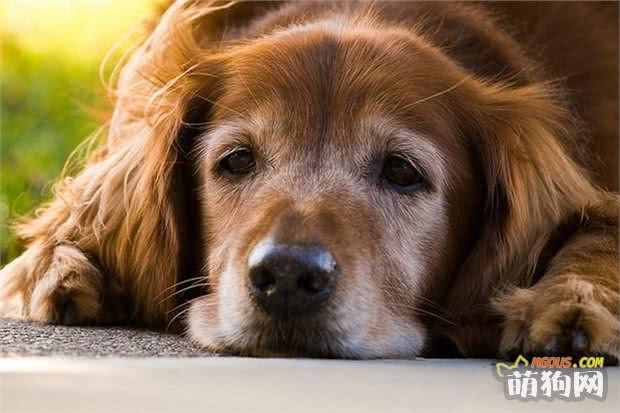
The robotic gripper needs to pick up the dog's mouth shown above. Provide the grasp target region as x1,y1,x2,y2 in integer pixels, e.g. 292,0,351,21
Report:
186,290,427,359
186,293,361,358
215,323,354,359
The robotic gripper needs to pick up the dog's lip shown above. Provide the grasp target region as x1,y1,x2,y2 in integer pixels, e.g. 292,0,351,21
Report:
212,316,351,358
218,338,357,359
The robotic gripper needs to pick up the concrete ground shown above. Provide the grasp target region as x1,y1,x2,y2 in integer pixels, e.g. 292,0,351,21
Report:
0,318,212,357
1,318,618,412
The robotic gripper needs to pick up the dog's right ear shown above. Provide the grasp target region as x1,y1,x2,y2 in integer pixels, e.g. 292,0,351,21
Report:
101,1,281,321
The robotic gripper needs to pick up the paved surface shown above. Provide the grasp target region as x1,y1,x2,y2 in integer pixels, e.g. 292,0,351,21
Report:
0,318,213,357
2,357,618,413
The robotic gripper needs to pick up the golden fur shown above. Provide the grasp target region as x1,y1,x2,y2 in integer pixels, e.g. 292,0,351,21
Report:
1,1,618,359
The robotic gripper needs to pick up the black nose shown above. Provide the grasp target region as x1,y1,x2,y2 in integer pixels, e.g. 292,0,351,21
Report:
247,242,338,317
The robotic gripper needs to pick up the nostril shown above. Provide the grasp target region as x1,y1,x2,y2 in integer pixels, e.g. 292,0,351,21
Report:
297,272,330,294
250,267,276,294
247,241,339,316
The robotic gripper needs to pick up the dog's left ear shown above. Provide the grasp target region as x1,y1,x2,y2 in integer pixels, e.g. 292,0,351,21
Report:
438,80,600,355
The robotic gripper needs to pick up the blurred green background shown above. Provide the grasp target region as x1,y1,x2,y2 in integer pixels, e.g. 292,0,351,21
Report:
1,1,155,263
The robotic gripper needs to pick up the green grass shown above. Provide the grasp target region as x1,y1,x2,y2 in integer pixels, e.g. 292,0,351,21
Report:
1,1,154,263
1,36,104,261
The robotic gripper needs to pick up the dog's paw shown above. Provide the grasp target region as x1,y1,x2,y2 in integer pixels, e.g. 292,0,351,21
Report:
1,244,122,325
27,245,106,325
493,275,619,361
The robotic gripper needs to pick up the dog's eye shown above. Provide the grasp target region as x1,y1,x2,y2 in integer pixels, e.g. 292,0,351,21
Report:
220,148,256,176
381,155,423,189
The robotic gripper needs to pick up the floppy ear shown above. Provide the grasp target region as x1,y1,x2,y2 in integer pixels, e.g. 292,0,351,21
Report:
103,1,282,320
438,81,599,354
12,1,272,325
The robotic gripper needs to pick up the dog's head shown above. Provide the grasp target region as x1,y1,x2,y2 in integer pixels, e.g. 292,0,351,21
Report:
112,1,594,358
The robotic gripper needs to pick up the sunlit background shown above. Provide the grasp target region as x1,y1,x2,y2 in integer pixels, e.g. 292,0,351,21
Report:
1,0,158,261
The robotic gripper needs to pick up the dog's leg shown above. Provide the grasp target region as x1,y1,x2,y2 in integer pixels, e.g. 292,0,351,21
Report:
494,194,619,360
0,150,147,325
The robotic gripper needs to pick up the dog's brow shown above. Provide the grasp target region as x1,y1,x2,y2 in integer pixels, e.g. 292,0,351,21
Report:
194,121,249,161
367,119,449,189
393,129,449,190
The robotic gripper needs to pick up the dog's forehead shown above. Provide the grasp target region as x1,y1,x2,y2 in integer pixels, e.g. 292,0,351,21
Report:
203,27,466,174
213,28,452,131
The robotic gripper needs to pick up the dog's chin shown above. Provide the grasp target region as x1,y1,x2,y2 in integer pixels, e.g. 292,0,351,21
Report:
186,296,426,359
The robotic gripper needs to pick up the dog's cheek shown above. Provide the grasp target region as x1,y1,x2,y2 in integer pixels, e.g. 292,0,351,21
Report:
187,295,216,347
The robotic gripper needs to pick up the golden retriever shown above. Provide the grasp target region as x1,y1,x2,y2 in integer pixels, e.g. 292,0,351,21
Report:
1,1,618,359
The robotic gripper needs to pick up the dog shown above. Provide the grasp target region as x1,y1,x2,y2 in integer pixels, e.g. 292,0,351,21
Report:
1,1,618,359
